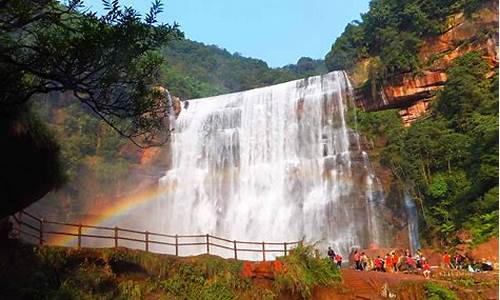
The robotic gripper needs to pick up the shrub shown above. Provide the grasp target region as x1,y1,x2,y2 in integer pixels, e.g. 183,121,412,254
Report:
274,244,341,299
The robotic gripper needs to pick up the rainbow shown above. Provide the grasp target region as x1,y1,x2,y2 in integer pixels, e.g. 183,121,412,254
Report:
48,182,175,246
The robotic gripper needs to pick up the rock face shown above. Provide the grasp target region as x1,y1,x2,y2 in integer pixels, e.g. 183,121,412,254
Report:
1,110,64,218
355,1,499,126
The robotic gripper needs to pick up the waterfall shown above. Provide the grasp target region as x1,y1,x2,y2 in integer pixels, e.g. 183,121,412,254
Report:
404,193,421,253
158,71,387,259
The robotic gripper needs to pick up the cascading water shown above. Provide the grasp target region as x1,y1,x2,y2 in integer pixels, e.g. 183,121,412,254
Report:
156,71,387,259
404,193,421,253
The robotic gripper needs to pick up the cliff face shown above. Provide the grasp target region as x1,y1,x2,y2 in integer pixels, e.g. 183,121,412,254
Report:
354,1,498,126
0,108,65,218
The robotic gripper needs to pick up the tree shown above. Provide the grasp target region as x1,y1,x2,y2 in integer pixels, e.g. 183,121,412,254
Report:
0,0,181,218
0,0,182,146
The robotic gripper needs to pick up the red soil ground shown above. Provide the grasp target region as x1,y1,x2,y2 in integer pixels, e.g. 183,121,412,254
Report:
243,261,499,300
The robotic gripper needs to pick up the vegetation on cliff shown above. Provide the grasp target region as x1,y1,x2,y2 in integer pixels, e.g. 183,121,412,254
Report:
325,0,487,78
355,52,498,246
0,241,340,299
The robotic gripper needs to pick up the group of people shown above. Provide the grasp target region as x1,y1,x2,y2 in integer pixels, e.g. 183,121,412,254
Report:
327,247,343,268
352,249,432,278
328,248,432,278
327,247,494,279
443,251,494,272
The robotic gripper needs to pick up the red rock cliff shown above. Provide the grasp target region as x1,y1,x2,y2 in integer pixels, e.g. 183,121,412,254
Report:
355,1,498,127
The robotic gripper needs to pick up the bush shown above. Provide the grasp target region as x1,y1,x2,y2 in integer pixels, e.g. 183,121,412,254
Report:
274,244,341,299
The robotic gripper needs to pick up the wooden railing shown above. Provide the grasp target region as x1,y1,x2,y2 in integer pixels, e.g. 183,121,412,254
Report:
10,210,301,261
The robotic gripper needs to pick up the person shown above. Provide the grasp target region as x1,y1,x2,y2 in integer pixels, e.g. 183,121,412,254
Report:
374,256,383,272
422,261,431,279
327,247,336,262
482,260,494,271
361,252,368,271
406,255,416,272
392,252,399,273
443,251,451,269
455,253,464,270
385,253,393,273
335,253,343,268
405,249,411,257
354,250,362,271
415,252,422,269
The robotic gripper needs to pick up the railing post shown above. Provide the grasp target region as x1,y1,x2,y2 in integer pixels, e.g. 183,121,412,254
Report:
175,234,179,256
39,218,44,245
284,242,287,256
206,234,210,254
114,227,118,248
77,223,82,249
262,241,265,261
233,240,237,260
145,231,149,252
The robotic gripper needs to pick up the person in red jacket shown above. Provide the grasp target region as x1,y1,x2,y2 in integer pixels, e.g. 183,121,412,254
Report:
406,255,416,271
423,261,431,279
443,252,451,269
335,253,343,268
374,256,383,272
392,252,399,273
385,253,393,273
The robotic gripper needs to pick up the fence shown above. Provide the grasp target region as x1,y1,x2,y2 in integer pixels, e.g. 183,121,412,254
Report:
10,210,301,261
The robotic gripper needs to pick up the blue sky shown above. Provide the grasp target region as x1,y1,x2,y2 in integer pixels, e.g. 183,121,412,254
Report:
82,0,370,67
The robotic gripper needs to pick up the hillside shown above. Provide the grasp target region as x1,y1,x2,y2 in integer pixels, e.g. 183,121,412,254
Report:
162,39,327,99
325,0,499,248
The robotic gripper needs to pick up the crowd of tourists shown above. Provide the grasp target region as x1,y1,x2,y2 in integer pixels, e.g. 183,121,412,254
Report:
326,247,494,279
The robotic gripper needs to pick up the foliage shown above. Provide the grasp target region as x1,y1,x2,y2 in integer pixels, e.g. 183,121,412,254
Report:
325,22,367,71
161,39,326,99
274,244,341,299
0,0,182,146
425,282,458,300
355,52,498,246
0,0,182,217
325,0,485,79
